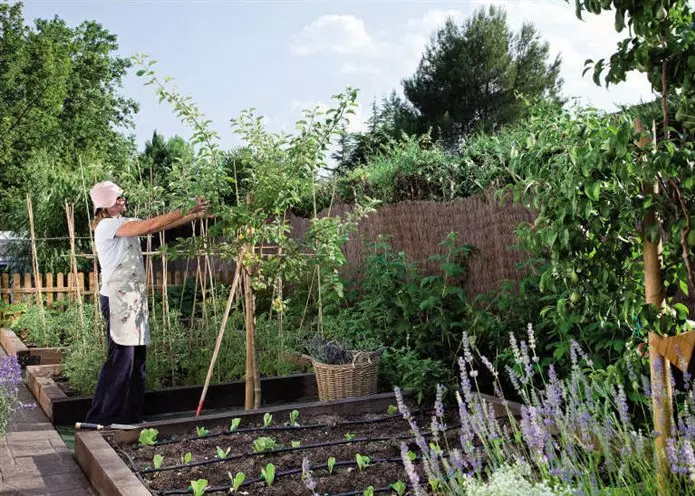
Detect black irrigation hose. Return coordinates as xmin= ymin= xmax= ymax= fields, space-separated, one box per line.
xmin=158 ymin=456 xmax=411 ymax=495
xmin=119 ymin=448 xmax=150 ymax=488
xmin=140 ymin=425 xmax=458 ymax=475
xmin=329 ymin=485 xmax=408 ymax=496
xmin=140 ymin=412 xmax=419 ymax=449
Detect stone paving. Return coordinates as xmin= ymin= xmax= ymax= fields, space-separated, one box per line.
xmin=0 ymin=349 xmax=94 ymax=496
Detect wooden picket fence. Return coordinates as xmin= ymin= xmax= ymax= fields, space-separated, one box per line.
xmin=0 ymin=270 xmax=238 ymax=307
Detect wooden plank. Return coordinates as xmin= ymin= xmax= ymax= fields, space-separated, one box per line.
xmin=174 ymin=270 xmax=182 ymax=286
xmin=23 ymin=273 xmax=32 ymax=303
xmin=51 ymin=373 xmax=318 ymax=426
xmin=56 ymin=272 xmax=64 ymax=301
xmin=67 ymin=273 xmax=74 ymax=301
xmin=75 ymin=432 xmax=152 ymax=496
xmin=1 ymin=273 xmax=9 ymax=303
xmin=12 ymin=273 xmax=21 ymax=303
xmin=46 ymin=273 xmax=54 ymax=308
xmin=155 ymin=271 xmax=163 ymax=290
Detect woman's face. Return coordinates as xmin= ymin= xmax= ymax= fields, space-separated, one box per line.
xmin=106 ymin=196 xmax=127 ymax=217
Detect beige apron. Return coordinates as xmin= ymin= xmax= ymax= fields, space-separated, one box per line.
xmin=105 ymin=237 xmax=150 ymax=346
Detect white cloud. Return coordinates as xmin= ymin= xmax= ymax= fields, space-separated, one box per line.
xmin=290 ymin=15 xmax=383 ymax=57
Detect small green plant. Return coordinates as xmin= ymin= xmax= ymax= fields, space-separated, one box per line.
xmin=138 ymin=428 xmax=158 ymax=446
xmin=261 ymin=463 xmax=276 ymax=486
xmin=327 ymin=456 xmax=336 ymax=474
xmin=229 ymin=418 xmax=241 ymax=431
xmin=363 ymin=487 xmax=375 ymax=496
xmin=387 ymin=404 xmax=398 ymax=415
xmin=215 ymin=446 xmax=231 ymax=459
xmin=182 ymin=452 xmax=192 ymax=464
xmin=153 ymin=454 xmax=164 ymax=470
xmin=356 ymin=454 xmax=371 ymax=471
xmin=196 ymin=426 xmax=209 ymax=437
xmin=228 ymin=471 xmax=246 ymax=492
xmin=263 ymin=413 xmax=273 ymax=427
xmin=190 ymin=479 xmax=208 ymax=496
xmin=407 ymin=450 xmax=417 ymax=462
xmin=252 ymin=436 xmax=277 ymax=453
xmin=291 ymin=440 xmax=301 ymax=448
xmin=391 ymin=480 xmax=406 ymax=496
xmin=287 ymin=409 xmax=300 ymax=426
xmin=344 ymin=432 xmax=355 ymax=441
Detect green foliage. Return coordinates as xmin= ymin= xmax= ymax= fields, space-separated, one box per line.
xmin=152 ymin=454 xmax=163 ymax=470
xmin=262 ymin=413 xmax=272 ymax=428
xmin=228 ymin=471 xmax=245 ymax=492
xmin=252 ymin=436 xmax=277 ymax=453
xmin=11 ymin=300 xmax=96 ymax=348
xmin=261 ymin=463 xmax=275 ymax=486
xmin=403 ymin=6 xmax=562 ymax=142
xmin=327 ymin=456 xmax=336 ymax=474
xmin=138 ymin=428 xmax=158 ymax=446
xmin=215 ymin=446 xmax=230 ymax=459
xmin=0 ymin=2 xmax=137 ymax=269
xmin=189 ymin=479 xmax=208 ymax=496
xmin=229 ymin=418 xmax=241 ymax=431
xmin=355 ymin=453 xmax=371 ymax=470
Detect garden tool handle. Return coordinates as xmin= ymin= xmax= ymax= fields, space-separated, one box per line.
xmin=74 ymin=422 xmax=105 ymax=430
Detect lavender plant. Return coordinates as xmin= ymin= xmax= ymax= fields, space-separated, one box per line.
xmin=395 ymin=325 xmax=695 ymax=495
xmin=0 ymin=355 xmax=21 ymax=435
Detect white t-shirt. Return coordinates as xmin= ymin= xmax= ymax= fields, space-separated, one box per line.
xmin=94 ymin=217 xmax=141 ymax=296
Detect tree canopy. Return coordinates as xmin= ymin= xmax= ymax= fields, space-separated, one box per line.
xmin=403 ymin=6 xmax=562 ymax=141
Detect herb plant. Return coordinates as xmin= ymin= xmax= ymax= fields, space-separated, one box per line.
xmin=356 ymin=454 xmax=371 ymax=471
xmin=196 ymin=426 xmax=209 ymax=437
xmin=152 ymin=454 xmax=164 ymax=470
xmin=215 ymin=446 xmax=230 ymax=459
xmin=262 ymin=413 xmax=273 ymax=428
xmin=252 ymin=436 xmax=277 ymax=453
xmin=327 ymin=456 xmax=336 ymax=474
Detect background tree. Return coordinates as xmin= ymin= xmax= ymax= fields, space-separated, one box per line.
xmin=403 ymin=6 xmax=562 ymax=142
xmin=0 ymin=2 xmax=137 ymax=270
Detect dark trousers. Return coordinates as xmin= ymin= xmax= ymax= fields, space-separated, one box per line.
xmin=85 ymin=295 xmax=147 ymax=424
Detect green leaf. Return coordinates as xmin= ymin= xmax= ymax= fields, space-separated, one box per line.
xmin=587 ymin=181 xmax=600 ymax=201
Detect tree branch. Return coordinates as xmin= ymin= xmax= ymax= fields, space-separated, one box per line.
xmin=669 ymin=179 xmax=695 ymax=292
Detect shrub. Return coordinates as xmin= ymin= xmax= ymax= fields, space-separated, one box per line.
xmin=0 ymin=355 xmax=21 ymax=436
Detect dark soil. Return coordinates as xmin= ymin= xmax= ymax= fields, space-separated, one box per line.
xmin=54 ymin=375 xmax=79 ymax=397
xmin=113 ymin=408 xmax=458 ymax=495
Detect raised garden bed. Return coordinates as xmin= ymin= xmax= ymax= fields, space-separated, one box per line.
xmin=0 ymin=327 xmax=64 ymax=367
xmin=25 ymin=364 xmax=320 ymax=425
xmin=76 ymin=393 xmax=520 ymax=496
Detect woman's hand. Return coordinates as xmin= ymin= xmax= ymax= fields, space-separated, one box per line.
xmin=187 ymin=197 xmax=210 ymax=218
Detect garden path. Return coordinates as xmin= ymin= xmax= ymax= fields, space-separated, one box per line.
xmin=0 ymin=347 xmax=95 ymax=496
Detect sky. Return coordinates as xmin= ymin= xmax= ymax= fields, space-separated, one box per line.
xmin=20 ymin=0 xmax=656 ymax=150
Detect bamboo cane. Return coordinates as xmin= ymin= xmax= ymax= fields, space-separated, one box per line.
xmin=26 ymin=195 xmax=45 ymax=323
xmin=243 ymin=258 xmax=256 ymax=410
xmin=195 ymin=250 xmax=244 ymax=417
xmin=65 ymin=203 xmax=86 ymax=349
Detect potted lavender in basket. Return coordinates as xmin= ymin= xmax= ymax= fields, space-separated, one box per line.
xmin=305 ymin=335 xmax=382 ymax=401
xmin=0 ymin=355 xmax=21 ymax=436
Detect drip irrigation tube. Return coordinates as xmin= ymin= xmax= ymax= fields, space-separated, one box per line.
xmin=139 ymin=425 xmax=457 ymax=474
xmin=140 ymin=412 xmax=420 ymax=449
xmin=158 ymin=456 xmax=412 ymax=495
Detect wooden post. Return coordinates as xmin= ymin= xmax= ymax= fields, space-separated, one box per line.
xmin=12 ymin=273 xmax=20 ymax=303
xmin=243 ymin=257 xmax=258 ymax=410
xmin=46 ymin=273 xmax=54 ymax=308
xmin=636 ymin=118 xmax=671 ymax=494
xmin=56 ymin=272 xmax=64 ymax=301
xmin=26 ymin=195 xmax=45 ymax=323
xmin=1 ymin=273 xmax=9 ymax=304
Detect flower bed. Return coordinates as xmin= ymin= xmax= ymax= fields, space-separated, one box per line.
xmin=76 ymin=392 xmax=515 ymax=496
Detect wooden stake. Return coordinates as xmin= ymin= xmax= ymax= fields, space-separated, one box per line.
xmin=65 ymin=203 xmax=86 ymax=349
xmin=195 ymin=250 xmax=244 ymax=416
xmin=243 ymin=257 xmax=257 ymax=410
xmin=26 ymin=195 xmax=45 ymax=324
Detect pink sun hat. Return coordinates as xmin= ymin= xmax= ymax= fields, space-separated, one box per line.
xmin=89 ymin=181 xmax=123 ymax=213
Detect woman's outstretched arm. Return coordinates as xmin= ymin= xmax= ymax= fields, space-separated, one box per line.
xmin=115 ymin=198 xmax=209 ymax=237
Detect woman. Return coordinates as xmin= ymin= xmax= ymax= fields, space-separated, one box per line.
xmin=85 ymin=180 xmax=208 ymax=425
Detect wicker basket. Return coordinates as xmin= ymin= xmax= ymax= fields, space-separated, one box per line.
xmin=311 ymin=353 xmax=380 ymax=401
